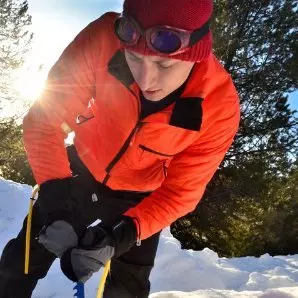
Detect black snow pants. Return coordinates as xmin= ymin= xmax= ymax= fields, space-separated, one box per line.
xmin=0 ymin=145 xmax=160 ymax=298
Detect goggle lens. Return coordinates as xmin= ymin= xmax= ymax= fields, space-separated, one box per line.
xmin=115 ymin=18 xmax=138 ymax=44
xmin=150 ymin=29 xmax=182 ymax=54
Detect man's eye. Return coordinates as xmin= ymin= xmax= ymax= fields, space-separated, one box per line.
xmin=158 ymin=63 xmax=173 ymax=69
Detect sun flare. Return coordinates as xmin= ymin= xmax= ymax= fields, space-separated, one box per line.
xmin=14 ymin=69 xmax=46 ymax=102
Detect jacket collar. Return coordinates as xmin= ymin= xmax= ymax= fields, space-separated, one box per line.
xmin=108 ymin=49 xmax=135 ymax=87
xmin=107 ymin=50 xmax=204 ymax=131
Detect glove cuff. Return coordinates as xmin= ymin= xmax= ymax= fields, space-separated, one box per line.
xmin=60 ymin=248 xmax=79 ymax=282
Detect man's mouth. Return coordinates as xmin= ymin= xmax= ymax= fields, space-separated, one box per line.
xmin=143 ymin=89 xmax=160 ymax=95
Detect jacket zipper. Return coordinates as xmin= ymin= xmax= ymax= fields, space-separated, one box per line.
xmin=103 ymin=84 xmax=142 ymax=246
xmin=103 ymin=121 xmax=143 ymax=184
xmin=103 ymin=85 xmax=141 ymax=184
xmin=139 ymin=145 xmax=175 ymax=157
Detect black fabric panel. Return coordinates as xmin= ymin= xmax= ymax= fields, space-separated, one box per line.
xmin=169 ymin=97 xmax=203 ymax=131
xmin=108 ymin=50 xmax=135 ymax=87
xmin=140 ymin=79 xmax=186 ymax=120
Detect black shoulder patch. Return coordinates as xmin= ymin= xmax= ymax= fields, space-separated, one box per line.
xmin=169 ymin=97 xmax=203 ymax=131
xmin=108 ymin=50 xmax=135 ymax=87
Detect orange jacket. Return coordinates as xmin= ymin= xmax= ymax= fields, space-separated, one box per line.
xmin=23 ymin=12 xmax=240 ymax=240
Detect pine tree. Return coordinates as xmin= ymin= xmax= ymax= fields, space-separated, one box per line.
xmin=0 ymin=0 xmax=32 ymax=111
xmin=0 ymin=0 xmax=33 ymax=183
xmin=172 ymin=0 xmax=298 ymax=257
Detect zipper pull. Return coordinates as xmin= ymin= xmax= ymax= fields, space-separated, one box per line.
xmin=130 ymin=131 xmax=137 ymax=146
xmin=133 ymin=217 xmax=142 ymax=246
xmin=130 ymin=123 xmax=141 ymax=146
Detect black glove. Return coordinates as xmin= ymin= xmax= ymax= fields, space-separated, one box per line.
xmin=60 ymin=216 xmax=137 ymax=283
xmin=37 ymin=176 xmax=96 ymax=257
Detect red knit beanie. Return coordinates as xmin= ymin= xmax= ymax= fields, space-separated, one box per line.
xmin=122 ymin=0 xmax=213 ymax=62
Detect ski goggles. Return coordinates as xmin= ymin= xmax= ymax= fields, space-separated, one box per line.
xmin=114 ymin=13 xmax=210 ymax=55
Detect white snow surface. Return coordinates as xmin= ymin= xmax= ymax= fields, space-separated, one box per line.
xmin=1 ymin=177 xmax=298 ymax=298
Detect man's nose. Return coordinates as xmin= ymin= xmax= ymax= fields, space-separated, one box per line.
xmin=136 ymin=63 xmax=156 ymax=90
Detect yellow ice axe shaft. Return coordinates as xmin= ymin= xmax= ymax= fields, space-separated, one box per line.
xmin=24 ymin=184 xmax=40 ymax=275
xmin=97 ymin=260 xmax=111 ymax=298
xmin=24 ymin=184 xmax=111 ymax=296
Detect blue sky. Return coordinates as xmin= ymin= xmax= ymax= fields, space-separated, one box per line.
xmin=23 ymin=0 xmax=297 ymax=112
xmin=12 ymin=0 xmax=122 ymax=103
xmin=26 ymin=0 xmax=122 ymax=70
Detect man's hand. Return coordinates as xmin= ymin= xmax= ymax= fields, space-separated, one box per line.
xmin=38 ymin=220 xmax=79 ymax=257
xmin=60 ymin=216 xmax=137 ymax=283
xmin=37 ymin=176 xmax=96 ymax=257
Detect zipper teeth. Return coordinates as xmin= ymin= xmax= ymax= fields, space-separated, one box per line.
xmin=130 ymin=124 xmax=141 ymax=146
xmin=106 ymin=123 xmax=141 ymax=174
xmin=103 ymin=173 xmax=110 ymax=184
xmin=104 ymin=85 xmax=141 ymax=183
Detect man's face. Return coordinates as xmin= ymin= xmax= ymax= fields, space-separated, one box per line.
xmin=124 ymin=50 xmax=195 ymax=101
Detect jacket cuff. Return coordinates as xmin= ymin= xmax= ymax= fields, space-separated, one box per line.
xmin=60 ymin=248 xmax=79 ymax=282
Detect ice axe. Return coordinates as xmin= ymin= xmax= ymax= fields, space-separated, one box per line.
xmin=73 ymin=260 xmax=111 ymax=298
xmin=24 ymin=185 xmax=111 ymax=298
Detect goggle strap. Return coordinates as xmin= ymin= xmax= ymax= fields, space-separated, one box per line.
xmin=189 ymin=20 xmax=210 ymax=47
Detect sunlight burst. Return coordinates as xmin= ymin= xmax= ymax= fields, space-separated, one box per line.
xmin=14 ymin=68 xmax=46 ymax=102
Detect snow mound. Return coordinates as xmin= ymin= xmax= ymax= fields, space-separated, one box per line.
xmin=0 ymin=178 xmax=298 ymax=298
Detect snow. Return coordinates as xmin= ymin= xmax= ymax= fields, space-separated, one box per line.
xmin=1 ymin=177 xmax=298 ymax=297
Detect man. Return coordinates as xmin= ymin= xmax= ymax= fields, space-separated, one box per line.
xmin=0 ymin=0 xmax=240 ymax=297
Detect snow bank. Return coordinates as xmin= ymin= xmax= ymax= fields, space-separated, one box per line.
xmin=1 ymin=178 xmax=298 ymax=297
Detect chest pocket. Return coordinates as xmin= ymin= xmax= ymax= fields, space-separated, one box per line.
xmin=121 ymin=97 xmax=203 ymax=170
xmin=139 ymin=144 xmax=175 ymax=158
xmin=132 ymin=122 xmax=198 ymax=169
xmin=138 ymin=144 xmax=174 ymax=178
